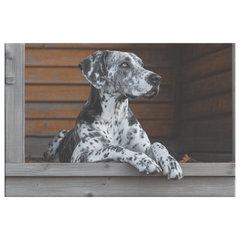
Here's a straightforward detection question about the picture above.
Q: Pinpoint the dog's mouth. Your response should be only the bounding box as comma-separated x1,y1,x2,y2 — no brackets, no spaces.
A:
143,92,157,99
125,86,159,100
144,91,155,97
125,94,138,100
142,87,159,100
125,91,158,100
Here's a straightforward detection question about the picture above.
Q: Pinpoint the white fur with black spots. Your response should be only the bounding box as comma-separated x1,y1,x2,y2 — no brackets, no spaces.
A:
43,50,183,179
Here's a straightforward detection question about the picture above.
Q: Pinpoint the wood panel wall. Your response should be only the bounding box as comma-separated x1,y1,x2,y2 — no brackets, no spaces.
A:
25,44,179,160
176,44,233,162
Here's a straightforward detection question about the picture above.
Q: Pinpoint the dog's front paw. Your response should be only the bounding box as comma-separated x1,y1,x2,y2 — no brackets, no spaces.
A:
134,153,161,174
159,155,183,180
127,153,162,174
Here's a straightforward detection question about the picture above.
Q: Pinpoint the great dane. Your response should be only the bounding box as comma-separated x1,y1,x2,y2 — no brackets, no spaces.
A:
43,50,183,179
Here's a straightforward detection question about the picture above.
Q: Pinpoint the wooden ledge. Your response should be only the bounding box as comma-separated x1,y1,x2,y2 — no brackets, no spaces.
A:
6,162,235,177
6,163,235,197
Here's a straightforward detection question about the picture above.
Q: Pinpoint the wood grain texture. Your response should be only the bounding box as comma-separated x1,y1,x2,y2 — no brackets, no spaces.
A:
25,67,88,84
25,43,174,50
25,48,174,68
25,84,91,101
25,85,173,103
25,67,173,85
6,163,235,177
181,47,232,82
5,44,25,163
181,43,232,63
177,116,232,153
5,176,235,197
25,102,173,120
25,119,173,137
25,102,84,119
181,71,232,102
181,93,232,121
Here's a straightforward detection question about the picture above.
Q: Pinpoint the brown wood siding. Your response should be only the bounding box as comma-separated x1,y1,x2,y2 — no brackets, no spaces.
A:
25,44,177,159
181,71,232,102
177,44,233,162
181,46,232,82
25,48,174,68
178,116,232,153
181,93,232,121
181,43,231,63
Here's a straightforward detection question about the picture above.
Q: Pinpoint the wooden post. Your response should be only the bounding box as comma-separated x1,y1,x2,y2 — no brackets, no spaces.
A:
5,44,25,163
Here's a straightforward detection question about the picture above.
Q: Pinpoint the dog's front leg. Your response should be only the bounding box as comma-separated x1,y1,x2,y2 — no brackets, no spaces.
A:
147,143,183,179
71,145,161,174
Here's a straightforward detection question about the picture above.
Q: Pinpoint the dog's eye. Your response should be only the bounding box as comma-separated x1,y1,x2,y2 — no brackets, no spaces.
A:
120,62,128,68
140,62,144,67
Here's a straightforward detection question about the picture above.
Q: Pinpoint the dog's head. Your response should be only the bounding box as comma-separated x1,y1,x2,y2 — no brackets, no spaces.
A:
78,50,161,99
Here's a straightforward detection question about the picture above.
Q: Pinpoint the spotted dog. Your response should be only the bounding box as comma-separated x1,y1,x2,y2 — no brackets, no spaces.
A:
43,50,183,179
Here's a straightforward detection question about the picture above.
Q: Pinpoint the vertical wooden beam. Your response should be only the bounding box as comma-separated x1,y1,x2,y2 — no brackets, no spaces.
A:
232,43,235,162
5,44,25,163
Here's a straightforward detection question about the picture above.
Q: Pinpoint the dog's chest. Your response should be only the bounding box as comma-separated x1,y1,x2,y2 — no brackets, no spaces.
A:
98,114,129,146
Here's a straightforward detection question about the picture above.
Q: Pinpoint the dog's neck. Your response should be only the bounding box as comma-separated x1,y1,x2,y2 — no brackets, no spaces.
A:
98,85,128,122
80,85,129,124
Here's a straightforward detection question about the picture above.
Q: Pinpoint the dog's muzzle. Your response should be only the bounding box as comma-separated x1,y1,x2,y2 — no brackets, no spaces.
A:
148,73,162,86
125,73,162,100
142,73,161,99
142,86,160,99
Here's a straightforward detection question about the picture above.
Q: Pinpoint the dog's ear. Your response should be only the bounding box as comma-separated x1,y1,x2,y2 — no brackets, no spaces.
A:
78,50,109,89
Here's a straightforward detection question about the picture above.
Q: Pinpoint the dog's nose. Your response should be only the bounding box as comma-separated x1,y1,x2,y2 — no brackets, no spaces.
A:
149,74,162,85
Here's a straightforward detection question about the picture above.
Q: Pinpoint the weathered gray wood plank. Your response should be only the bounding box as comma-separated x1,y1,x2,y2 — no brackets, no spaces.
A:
5,176,235,197
6,163,235,177
5,44,25,163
